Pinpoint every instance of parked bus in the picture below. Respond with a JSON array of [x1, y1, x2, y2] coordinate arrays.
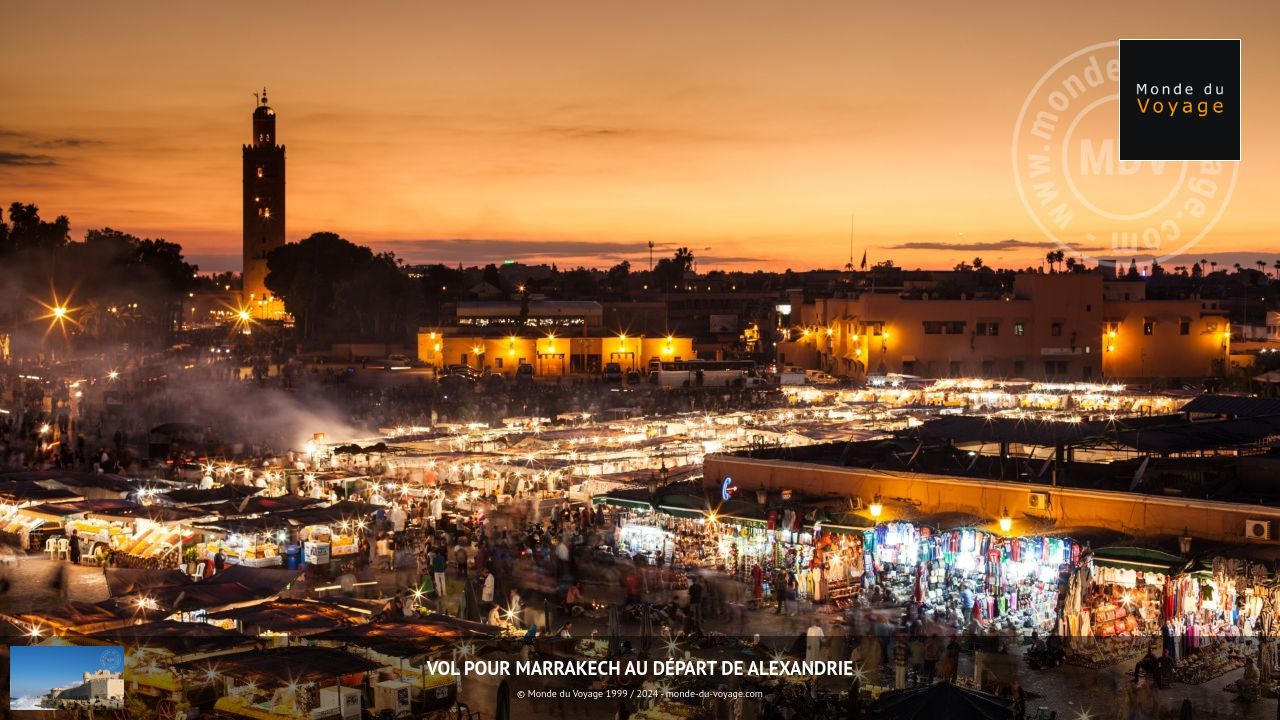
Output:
[[648, 359, 763, 388]]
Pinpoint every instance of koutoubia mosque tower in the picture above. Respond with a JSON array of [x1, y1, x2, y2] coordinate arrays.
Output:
[[241, 88, 286, 318]]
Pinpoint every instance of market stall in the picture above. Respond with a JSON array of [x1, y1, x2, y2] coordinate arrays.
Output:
[[860, 522, 1075, 637], [312, 614, 506, 714], [179, 646, 379, 720], [87, 505, 209, 569]]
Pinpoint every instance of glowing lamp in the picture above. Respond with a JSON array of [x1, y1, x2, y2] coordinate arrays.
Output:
[[868, 494, 883, 519], [998, 508, 1012, 533]]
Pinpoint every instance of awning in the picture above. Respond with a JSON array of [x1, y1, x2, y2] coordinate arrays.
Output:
[[1090, 546, 1182, 572], [175, 646, 381, 685]]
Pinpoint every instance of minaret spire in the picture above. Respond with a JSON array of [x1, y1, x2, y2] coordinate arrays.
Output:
[[261, 86, 269, 105]]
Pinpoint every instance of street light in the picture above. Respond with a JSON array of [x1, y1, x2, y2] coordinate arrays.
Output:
[[999, 508, 1013, 533], [868, 493, 883, 519]]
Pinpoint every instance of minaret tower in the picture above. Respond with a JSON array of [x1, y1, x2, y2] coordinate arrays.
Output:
[[242, 87, 286, 317]]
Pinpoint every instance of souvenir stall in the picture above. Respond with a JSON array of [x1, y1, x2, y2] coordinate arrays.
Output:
[[1060, 548, 1272, 681], [1161, 556, 1272, 684], [863, 522, 1076, 637], [1058, 547, 1175, 669], [614, 512, 676, 565]]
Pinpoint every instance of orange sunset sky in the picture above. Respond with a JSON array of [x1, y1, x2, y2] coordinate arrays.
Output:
[[1, 1, 1276, 273]]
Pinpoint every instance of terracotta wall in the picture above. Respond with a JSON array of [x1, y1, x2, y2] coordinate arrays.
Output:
[[705, 454, 1280, 544]]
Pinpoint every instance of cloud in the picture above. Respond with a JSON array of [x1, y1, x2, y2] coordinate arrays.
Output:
[[541, 125, 631, 139], [0, 151, 56, 166], [369, 238, 762, 267], [34, 137, 103, 149], [885, 238, 1107, 253]]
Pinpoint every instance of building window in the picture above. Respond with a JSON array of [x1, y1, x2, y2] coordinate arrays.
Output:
[[1085, 304, 1092, 312], [925, 321, 966, 334], [1143, 321, 1154, 336], [902, 361, 915, 375], [1179, 319, 1190, 335], [981, 360, 994, 375], [1051, 322, 1062, 337], [975, 322, 999, 336], [1014, 323, 1025, 336], [1013, 360, 1025, 376], [949, 360, 961, 375], [494, 358, 504, 369]]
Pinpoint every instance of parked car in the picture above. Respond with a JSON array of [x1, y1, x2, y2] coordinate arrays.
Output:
[[444, 364, 480, 380]]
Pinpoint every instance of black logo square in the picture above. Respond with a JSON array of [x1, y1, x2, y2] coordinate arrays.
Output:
[[1119, 39, 1240, 161]]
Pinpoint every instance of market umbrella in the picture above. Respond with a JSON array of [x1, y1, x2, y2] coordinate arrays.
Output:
[[496, 677, 512, 720], [867, 681, 1012, 720]]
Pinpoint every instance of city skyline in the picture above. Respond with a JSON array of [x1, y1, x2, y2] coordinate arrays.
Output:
[[2, 1, 1278, 274]]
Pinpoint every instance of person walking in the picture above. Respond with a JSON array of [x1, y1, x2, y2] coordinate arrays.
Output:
[[432, 548, 449, 600], [481, 569, 496, 614]]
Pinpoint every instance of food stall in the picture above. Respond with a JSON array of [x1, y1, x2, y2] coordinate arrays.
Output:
[[192, 516, 289, 569], [17, 499, 144, 562], [87, 506, 210, 569], [180, 646, 379, 720], [299, 522, 360, 566], [312, 614, 505, 714], [0, 482, 83, 550]]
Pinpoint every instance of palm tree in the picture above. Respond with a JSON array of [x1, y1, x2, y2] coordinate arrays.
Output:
[[1256, 260, 1267, 275], [1273, 259, 1280, 279], [1210, 261, 1218, 273]]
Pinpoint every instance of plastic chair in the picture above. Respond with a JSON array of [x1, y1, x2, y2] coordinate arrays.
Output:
[[192, 563, 206, 580], [44, 537, 58, 559], [55, 537, 70, 561]]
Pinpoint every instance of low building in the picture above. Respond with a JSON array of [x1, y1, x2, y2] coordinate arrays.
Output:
[[417, 330, 694, 376], [778, 272, 1229, 381]]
